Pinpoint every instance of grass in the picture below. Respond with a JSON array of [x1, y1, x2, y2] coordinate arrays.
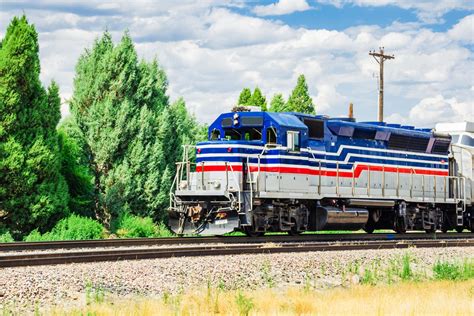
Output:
[[53, 280, 474, 315]]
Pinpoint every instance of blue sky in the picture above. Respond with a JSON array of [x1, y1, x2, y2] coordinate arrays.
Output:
[[0, 0, 473, 126]]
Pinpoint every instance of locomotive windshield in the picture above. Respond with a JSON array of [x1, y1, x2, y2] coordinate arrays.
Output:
[[224, 127, 262, 141]]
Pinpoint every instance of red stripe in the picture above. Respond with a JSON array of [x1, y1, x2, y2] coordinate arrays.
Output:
[[196, 164, 448, 177]]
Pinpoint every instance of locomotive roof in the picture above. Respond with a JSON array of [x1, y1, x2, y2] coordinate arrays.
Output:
[[212, 111, 435, 137]]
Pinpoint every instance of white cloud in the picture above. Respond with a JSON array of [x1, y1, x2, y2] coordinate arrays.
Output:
[[0, 1, 472, 126], [253, 0, 311, 16], [448, 14, 474, 43], [315, 0, 473, 23], [387, 95, 474, 127]]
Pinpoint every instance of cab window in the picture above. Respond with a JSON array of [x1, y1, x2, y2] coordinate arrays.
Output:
[[225, 129, 241, 140], [266, 127, 277, 144], [210, 129, 221, 140], [244, 128, 262, 141], [287, 131, 300, 151]]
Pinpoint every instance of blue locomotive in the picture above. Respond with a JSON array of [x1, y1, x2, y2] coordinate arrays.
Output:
[[169, 110, 474, 235]]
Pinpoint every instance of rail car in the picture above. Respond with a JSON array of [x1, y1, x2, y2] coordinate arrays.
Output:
[[169, 111, 474, 236]]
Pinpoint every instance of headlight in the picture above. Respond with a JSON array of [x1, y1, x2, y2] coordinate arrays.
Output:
[[179, 181, 188, 189], [213, 181, 221, 189]]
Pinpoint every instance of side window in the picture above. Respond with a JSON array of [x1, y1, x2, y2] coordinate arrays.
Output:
[[266, 127, 277, 144], [287, 131, 300, 151], [210, 129, 220, 140]]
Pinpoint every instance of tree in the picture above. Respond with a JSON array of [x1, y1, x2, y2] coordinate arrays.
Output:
[[0, 16, 69, 236], [269, 93, 286, 112], [238, 88, 251, 105], [286, 74, 315, 114], [57, 117, 94, 217], [69, 31, 203, 224], [249, 87, 267, 111]]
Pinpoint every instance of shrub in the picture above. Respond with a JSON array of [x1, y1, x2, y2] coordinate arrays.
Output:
[[23, 215, 105, 241], [0, 231, 14, 242], [116, 213, 157, 238]]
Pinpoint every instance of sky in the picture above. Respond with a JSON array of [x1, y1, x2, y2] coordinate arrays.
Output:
[[0, 0, 473, 127]]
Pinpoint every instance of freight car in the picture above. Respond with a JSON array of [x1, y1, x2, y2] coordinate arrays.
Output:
[[169, 111, 473, 236]]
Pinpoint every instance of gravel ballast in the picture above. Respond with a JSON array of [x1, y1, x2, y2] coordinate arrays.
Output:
[[0, 247, 473, 312]]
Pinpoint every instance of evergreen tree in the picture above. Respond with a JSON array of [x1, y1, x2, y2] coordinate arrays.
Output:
[[249, 87, 267, 111], [70, 31, 202, 224], [57, 117, 94, 217], [238, 88, 251, 105], [0, 16, 69, 236], [269, 93, 286, 112], [286, 74, 315, 114]]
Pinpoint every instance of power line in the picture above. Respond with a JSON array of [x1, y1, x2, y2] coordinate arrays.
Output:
[[369, 47, 395, 122]]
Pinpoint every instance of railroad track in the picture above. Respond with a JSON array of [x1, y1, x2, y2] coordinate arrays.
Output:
[[1, 232, 473, 252], [1, 237, 473, 268]]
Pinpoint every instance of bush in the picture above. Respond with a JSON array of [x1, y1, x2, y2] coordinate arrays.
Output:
[[0, 231, 14, 242], [116, 213, 157, 238], [24, 215, 105, 241], [116, 213, 174, 238]]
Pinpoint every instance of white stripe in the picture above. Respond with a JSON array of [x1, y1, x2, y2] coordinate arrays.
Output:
[[198, 143, 448, 159], [203, 161, 447, 173], [197, 152, 447, 166]]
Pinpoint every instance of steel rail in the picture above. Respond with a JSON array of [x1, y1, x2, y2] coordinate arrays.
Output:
[[1, 239, 473, 268], [1, 232, 473, 252]]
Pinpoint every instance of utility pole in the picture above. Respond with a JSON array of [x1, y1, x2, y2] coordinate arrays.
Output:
[[369, 47, 394, 122]]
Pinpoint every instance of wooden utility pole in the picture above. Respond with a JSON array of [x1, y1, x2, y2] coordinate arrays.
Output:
[[369, 47, 394, 122]]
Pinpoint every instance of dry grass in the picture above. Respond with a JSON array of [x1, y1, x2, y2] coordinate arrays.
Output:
[[56, 280, 474, 316]]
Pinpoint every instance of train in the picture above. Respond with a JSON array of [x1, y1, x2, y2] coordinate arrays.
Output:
[[168, 110, 474, 236]]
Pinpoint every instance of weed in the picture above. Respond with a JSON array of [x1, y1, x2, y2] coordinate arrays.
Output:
[[401, 253, 413, 281], [260, 260, 275, 288], [235, 291, 254, 316], [433, 259, 474, 281], [85, 282, 105, 305]]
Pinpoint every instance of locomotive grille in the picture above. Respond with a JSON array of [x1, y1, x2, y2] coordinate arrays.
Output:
[[432, 139, 450, 154], [388, 134, 429, 152]]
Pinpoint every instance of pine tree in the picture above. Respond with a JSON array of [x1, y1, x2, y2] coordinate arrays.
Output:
[[69, 31, 202, 223], [286, 74, 315, 114], [0, 16, 69, 236], [249, 87, 267, 111], [269, 93, 286, 112], [238, 88, 251, 105]]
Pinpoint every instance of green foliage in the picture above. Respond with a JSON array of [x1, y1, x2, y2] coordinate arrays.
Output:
[[23, 214, 104, 241], [115, 212, 174, 238], [0, 15, 69, 236], [269, 93, 286, 112], [116, 213, 156, 238], [58, 117, 94, 217], [249, 87, 267, 111], [401, 253, 413, 280], [260, 260, 275, 288], [238, 88, 252, 105], [235, 291, 254, 316], [70, 31, 202, 224], [286, 74, 315, 114], [0, 231, 14, 242], [433, 260, 474, 281], [237, 87, 267, 111]]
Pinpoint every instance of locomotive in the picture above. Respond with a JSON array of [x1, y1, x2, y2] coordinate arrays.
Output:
[[169, 110, 474, 236]]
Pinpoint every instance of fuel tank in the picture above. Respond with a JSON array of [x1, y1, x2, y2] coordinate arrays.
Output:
[[311, 206, 369, 230]]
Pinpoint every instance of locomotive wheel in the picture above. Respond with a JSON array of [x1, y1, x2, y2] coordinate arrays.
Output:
[[441, 227, 449, 233], [455, 226, 464, 233]]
